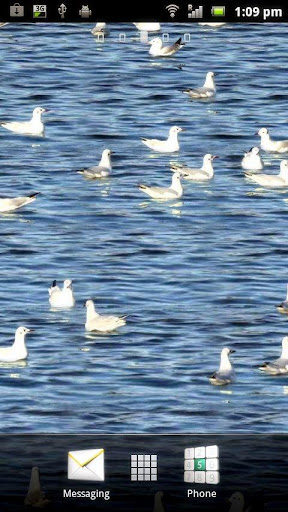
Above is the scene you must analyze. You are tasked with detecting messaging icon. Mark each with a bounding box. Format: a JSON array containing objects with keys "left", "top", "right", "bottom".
[{"left": 67, "top": 449, "right": 105, "bottom": 481}]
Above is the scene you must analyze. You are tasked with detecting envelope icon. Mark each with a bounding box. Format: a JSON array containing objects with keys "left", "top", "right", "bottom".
[{"left": 68, "top": 449, "right": 105, "bottom": 481}]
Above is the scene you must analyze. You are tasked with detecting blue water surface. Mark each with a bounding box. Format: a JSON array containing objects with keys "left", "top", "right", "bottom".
[{"left": 0, "top": 22, "right": 288, "bottom": 433}]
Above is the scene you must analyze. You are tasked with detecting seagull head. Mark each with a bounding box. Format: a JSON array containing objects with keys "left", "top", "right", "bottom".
[
  {"left": 84, "top": 299, "right": 94, "bottom": 309},
  {"left": 33, "top": 107, "right": 48, "bottom": 116},
  {"left": 204, "top": 153, "right": 218, "bottom": 163},
  {"left": 256, "top": 127, "right": 269, "bottom": 136},
  {"left": 103, "top": 149, "right": 114, "bottom": 157},
  {"left": 170, "top": 126, "right": 183, "bottom": 135},
  {"left": 280, "top": 159, "right": 288, "bottom": 177},
  {"left": 64, "top": 279, "right": 73, "bottom": 289},
  {"left": 148, "top": 37, "right": 162, "bottom": 48},
  {"left": 16, "top": 326, "right": 34, "bottom": 337},
  {"left": 222, "top": 347, "right": 235, "bottom": 357}
]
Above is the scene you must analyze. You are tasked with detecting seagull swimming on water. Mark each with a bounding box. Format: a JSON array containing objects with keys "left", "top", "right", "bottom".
[
  {"left": 84, "top": 299, "right": 127, "bottom": 332},
  {"left": 91, "top": 22, "right": 109, "bottom": 36},
  {"left": 259, "top": 336, "right": 288, "bottom": 375},
  {"left": 209, "top": 347, "right": 236, "bottom": 386},
  {"left": 49, "top": 279, "right": 75, "bottom": 308},
  {"left": 133, "top": 22, "right": 161, "bottom": 32},
  {"left": 171, "top": 154, "right": 217, "bottom": 181},
  {"left": 183, "top": 71, "right": 216, "bottom": 99},
  {"left": 77, "top": 149, "right": 113, "bottom": 178},
  {"left": 0, "top": 192, "right": 39, "bottom": 213},
  {"left": 141, "top": 126, "right": 183, "bottom": 153},
  {"left": 148, "top": 37, "right": 184, "bottom": 57},
  {"left": 139, "top": 172, "right": 183, "bottom": 200},
  {"left": 198, "top": 22, "right": 227, "bottom": 28},
  {"left": 241, "top": 147, "right": 264, "bottom": 171},
  {"left": 245, "top": 159, "right": 288, "bottom": 188},
  {"left": 0, "top": 107, "right": 48, "bottom": 136},
  {"left": 0, "top": 326, "right": 34, "bottom": 363},
  {"left": 256, "top": 128, "right": 288, "bottom": 153}
]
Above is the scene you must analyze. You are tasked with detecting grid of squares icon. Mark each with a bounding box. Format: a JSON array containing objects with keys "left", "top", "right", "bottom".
[
  {"left": 184, "top": 445, "right": 220, "bottom": 484},
  {"left": 130, "top": 454, "right": 158, "bottom": 481}
]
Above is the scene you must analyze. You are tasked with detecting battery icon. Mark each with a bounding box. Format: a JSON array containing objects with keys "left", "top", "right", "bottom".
[{"left": 211, "top": 6, "right": 225, "bottom": 16}]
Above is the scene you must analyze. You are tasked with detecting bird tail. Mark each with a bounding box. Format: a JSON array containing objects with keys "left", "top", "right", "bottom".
[
  {"left": 28, "top": 192, "right": 40, "bottom": 199},
  {"left": 175, "top": 38, "right": 184, "bottom": 47},
  {"left": 138, "top": 184, "right": 147, "bottom": 190}
]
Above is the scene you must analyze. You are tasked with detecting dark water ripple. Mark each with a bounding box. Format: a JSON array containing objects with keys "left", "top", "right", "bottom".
[{"left": 0, "top": 23, "right": 288, "bottom": 433}]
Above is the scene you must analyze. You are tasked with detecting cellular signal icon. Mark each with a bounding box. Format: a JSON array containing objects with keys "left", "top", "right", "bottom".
[
  {"left": 188, "top": 4, "right": 203, "bottom": 18},
  {"left": 166, "top": 4, "right": 180, "bottom": 18}
]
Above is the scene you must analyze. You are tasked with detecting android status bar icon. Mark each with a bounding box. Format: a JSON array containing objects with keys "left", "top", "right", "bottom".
[
  {"left": 211, "top": 6, "right": 226, "bottom": 16},
  {"left": 188, "top": 5, "right": 203, "bottom": 18}
]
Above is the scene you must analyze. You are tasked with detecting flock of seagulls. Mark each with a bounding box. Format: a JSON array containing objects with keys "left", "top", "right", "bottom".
[{"left": 0, "top": 22, "right": 287, "bottom": 391}]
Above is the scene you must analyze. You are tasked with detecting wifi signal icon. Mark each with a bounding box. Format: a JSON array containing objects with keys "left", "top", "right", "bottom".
[{"left": 166, "top": 4, "right": 180, "bottom": 18}]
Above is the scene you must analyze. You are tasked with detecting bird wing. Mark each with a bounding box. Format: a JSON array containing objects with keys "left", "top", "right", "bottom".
[
  {"left": 181, "top": 169, "right": 210, "bottom": 180},
  {"left": 162, "top": 38, "right": 183, "bottom": 54},
  {"left": 88, "top": 315, "right": 124, "bottom": 331},
  {"left": 79, "top": 165, "right": 109, "bottom": 177},
  {"left": 185, "top": 87, "right": 212, "bottom": 98}
]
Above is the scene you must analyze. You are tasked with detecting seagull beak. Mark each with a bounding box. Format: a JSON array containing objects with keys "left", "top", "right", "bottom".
[
  {"left": 255, "top": 131, "right": 259, "bottom": 135},
  {"left": 110, "top": 151, "right": 115, "bottom": 154},
  {"left": 83, "top": 302, "right": 87, "bottom": 307},
  {"left": 27, "top": 328, "right": 35, "bottom": 333},
  {"left": 212, "top": 155, "right": 219, "bottom": 159},
  {"left": 230, "top": 349, "right": 235, "bottom": 353}
]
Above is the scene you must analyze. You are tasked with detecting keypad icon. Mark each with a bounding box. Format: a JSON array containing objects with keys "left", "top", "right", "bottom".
[
  {"left": 130, "top": 454, "right": 157, "bottom": 481},
  {"left": 184, "top": 445, "right": 220, "bottom": 484}
]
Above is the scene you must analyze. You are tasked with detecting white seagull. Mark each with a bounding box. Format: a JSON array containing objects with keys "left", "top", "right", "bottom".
[
  {"left": 77, "top": 149, "right": 113, "bottom": 178},
  {"left": 276, "top": 283, "right": 288, "bottom": 314},
  {"left": 259, "top": 337, "right": 288, "bottom": 375},
  {"left": 24, "top": 467, "right": 50, "bottom": 508},
  {"left": 148, "top": 37, "right": 184, "bottom": 57},
  {"left": 84, "top": 299, "right": 127, "bottom": 332},
  {"left": 245, "top": 159, "right": 288, "bottom": 188},
  {"left": 49, "top": 279, "right": 75, "bottom": 308},
  {"left": 133, "top": 22, "right": 161, "bottom": 32},
  {"left": 0, "top": 326, "right": 34, "bottom": 363},
  {"left": 141, "top": 126, "right": 183, "bottom": 153},
  {"left": 0, "top": 107, "right": 48, "bottom": 136},
  {"left": 171, "top": 154, "right": 217, "bottom": 181},
  {"left": 209, "top": 347, "right": 236, "bottom": 386},
  {"left": 183, "top": 71, "right": 216, "bottom": 99},
  {"left": 139, "top": 172, "right": 183, "bottom": 200},
  {"left": 91, "top": 22, "right": 109, "bottom": 36},
  {"left": 241, "top": 147, "right": 264, "bottom": 171},
  {"left": 256, "top": 128, "right": 288, "bottom": 153},
  {"left": 0, "top": 192, "right": 39, "bottom": 213}
]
